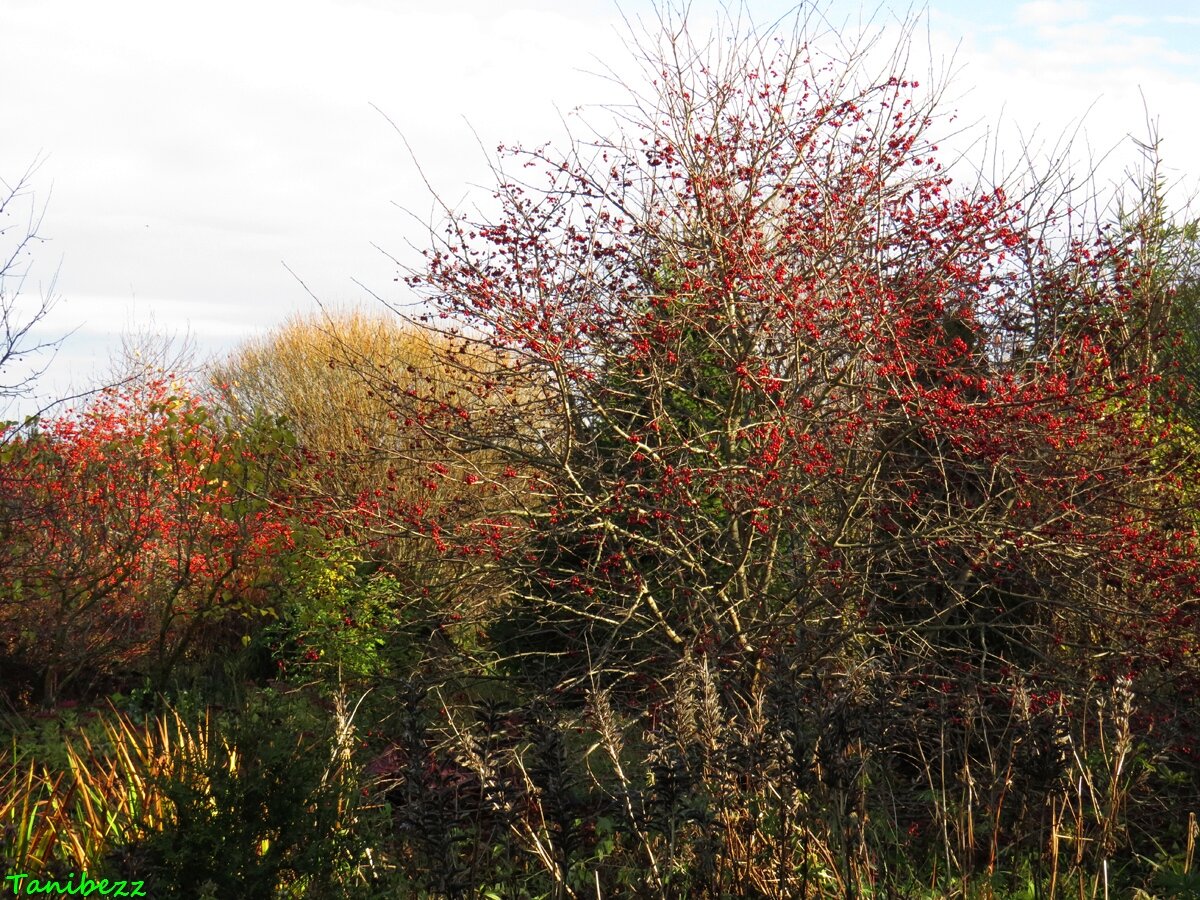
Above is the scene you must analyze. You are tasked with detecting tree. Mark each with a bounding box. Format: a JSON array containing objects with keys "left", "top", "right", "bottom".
[
  {"left": 377, "top": 7, "right": 1197, "bottom": 698},
  {"left": 210, "top": 309, "right": 518, "bottom": 655},
  {"left": 211, "top": 309, "right": 447, "bottom": 505},
  {"left": 0, "top": 160, "right": 61, "bottom": 424},
  {"left": 341, "top": 10, "right": 1200, "bottom": 894},
  {"left": 0, "top": 377, "right": 294, "bottom": 703}
]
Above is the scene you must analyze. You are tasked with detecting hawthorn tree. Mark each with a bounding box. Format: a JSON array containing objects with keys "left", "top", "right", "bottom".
[
  {"left": 380, "top": 7, "right": 1197, "bottom": 701},
  {"left": 340, "top": 10, "right": 1200, "bottom": 893}
]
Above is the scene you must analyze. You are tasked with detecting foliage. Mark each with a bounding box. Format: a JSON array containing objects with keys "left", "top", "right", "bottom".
[
  {"left": 269, "top": 546, "right": 409, "bottom": 684},
  {"left": 1, "top": 703, "right": 210, "bottom": 872},
  {"left": 2, "top": 6, "right": 1200, "bottom": 897},
  {"left": 126, "top": 691, "right": 365, "bottom": 898},
  {"left": 211, "top": 308, "right": 517, "bottom": 643},
  {"left": 211, "top": 308, "right": 423, "bottom": 500},
  {"left": 0, "top": 377, "right": 295, "bottom": 704},
  {"left": 360, "top": 4, "right": 1200, "bottom": 895},
  {"left": 394, "top": 8, "right": 1198, "bottom": 696},
  {"left": 2, "top": 693, "right": 369, "bottom": 898}
]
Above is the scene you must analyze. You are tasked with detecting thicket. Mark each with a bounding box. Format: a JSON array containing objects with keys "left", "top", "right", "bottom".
[{"left": 3, "top": 7, "right": 1200, "bottom": 898}]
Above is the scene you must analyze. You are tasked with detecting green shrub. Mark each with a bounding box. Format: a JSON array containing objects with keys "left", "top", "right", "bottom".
[{"left": 126, "top": 691, "right": 366, "bottom": 897}]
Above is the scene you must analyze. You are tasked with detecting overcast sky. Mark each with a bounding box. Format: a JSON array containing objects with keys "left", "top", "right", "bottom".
[{"left": 3, "top": 0, "right": 1198, "bottom": 415}]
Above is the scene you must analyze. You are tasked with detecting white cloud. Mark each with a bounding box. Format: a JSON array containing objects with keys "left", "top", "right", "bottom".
[
  {"left": 918, "top": 0, "right": 1199, "bottom": 203},
  {"left": 1015, "top": 1, "right": 1090, "bottom": 28},
  {"left": 0, "top": 0, "right": 634, "bottom": 415},
  {"left": 1108, "top": 15, "right": 1150, "bottom": 28}
]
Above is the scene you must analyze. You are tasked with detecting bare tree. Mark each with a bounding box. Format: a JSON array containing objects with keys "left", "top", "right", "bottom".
[{"left": 0, "top": 159, "right": 62, "bottom": 422}]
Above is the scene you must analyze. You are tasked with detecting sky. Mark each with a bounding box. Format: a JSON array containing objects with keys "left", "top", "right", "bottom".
[{"left": 2, "top": 0, "right": 1198, "bottom": 416}]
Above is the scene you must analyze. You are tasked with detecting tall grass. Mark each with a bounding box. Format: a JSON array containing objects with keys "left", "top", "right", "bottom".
[{"left": 1, "top": 704, "right": 225, "bottom": 870}]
